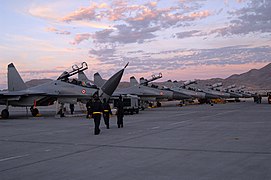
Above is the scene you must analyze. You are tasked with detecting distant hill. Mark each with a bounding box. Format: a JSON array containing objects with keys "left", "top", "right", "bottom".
[
  {"left": 222, "top": 63, "right": 271, "bottom": 89},
  {"left": 25, "top": 63, "right": 271, "bottom": 90},
  {"left": 147, "top": 63, "right": 271, "bottom": 90}
]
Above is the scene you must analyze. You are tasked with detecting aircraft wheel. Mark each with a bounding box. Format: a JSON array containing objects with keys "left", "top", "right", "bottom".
[
  {"left": 31, "top": 108, "right": 39, "bottom": 117},
  {"left": 1, "top": 109, "right": 9, "bottom": 119},
  {"left": 157, "top": 102, "right": 161, "bottom": 107}
]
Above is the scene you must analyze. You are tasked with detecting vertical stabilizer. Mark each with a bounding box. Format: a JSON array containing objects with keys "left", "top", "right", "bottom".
[
  {"left": 130, "top": 76, "right": 139, "bottom": 86},
  {"left": 8, "top": 63, "right": 27, "bottom": 91},
  {"left": 139, "top": 77, "right": 148, "bottom": 85},
  {"left": 78, "top": 71, "right": 90, "bottom": 82},
  {"left": 94, "top": 72, "right": 106, "bottom": 88},
  {"left": 100, "top": 63, "right": 128, "bottom": 101}
]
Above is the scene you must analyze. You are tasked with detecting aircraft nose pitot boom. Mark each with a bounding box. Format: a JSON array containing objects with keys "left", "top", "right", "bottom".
[{"left": 99, "top": 63, "right": 128, "bottom": 101}]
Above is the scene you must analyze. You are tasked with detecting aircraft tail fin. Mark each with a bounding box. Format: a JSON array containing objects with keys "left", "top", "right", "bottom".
[
  {"left": 78, "top": 71, "right": 90, "bottom": 82},
  {"left": 94, "top": 72, "right": 106, "bottom": 88},
  {"left": 99, "top": 63, "right": 128, "bottom": 101},
  {"left": 130, "top": 76, "right": 139, "bottom": 86},
  {"left": 139, "top": 77, "right": 148, "bottom": 85},
  {"left": 8, "top": 63, "right": 27, "bottom": 91}
]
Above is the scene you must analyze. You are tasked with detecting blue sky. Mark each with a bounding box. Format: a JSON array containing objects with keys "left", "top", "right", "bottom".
[{"left": 0, "top": 0, "right": 270, "bottom": 89}]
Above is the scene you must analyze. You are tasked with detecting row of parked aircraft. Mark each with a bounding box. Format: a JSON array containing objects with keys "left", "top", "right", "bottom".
[
  {"left": 78, "top": 71, "right": 255, "bottom": 103},
  {"left": 0, "top": 62, "right": 255, "bottom": 119}
]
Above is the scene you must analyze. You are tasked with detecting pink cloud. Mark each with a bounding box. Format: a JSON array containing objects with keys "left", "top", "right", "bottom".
[
  {"left": 70, "top": 33, "right": 91, "bottom": 45},
  {"left": 61, "top": 2, "right": 109, "bottom": 22},
  {"left": 188, "top": 10, "right": 210, "bottom": 19},
  {"left": 46, "top": 27, "right": 58, "bottom": 32},
  {"left": 62, "top": 7, "right": 96, "bottom": 22},
  {"left": 61, "top": 1, "right": 210, "bottom": 26},
  {"left": 46, "top": 27, "right": 71, "bottom": 35}
]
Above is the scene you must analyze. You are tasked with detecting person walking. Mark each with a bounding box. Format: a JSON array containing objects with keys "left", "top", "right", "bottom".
[
  {"left": 258, "top": 94, "right": 262, "bottom": 104},
  {"left": 69, "top": 104, "right": 75, "bottom": 115},
  {"left": 91, "top": 95, "right": 103, "bottom": 135},
  {"left": 117, "top": 96, "right": 124, "bottom": 128},
  {"left": 102, "top": 98, "right": 112, "bottom": 129}
]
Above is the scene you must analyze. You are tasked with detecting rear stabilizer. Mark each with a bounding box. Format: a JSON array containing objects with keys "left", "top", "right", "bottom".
[
  {"left": 130, "top": 76, "right": 139, "bottom": 86},
  {"left": 8, "top": 63, "right": 27, "bottom": 91},
  {"left": 78, "top": 71, "right": 90, "bottom": 82},
  {"left": 100, "top": 63, "right": 128, "bottom": 101},
  {"left": 94, "top": 72, "right": 106, "bottom": 88}
]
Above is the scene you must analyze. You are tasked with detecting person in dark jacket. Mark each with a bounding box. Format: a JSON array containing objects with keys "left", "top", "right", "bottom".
[
  {"left": 102, "top": 98, "right": 112, "bottom": 129},
  {"left": 117, "top": 96, "right": 124, "bottom": 128},
  {"left": 86, "top": 99, "right": 92, "bottom": 118},
  {"left": 91, "top": 95, "right": 103, "bottom": 135},
  {"left": 69, "top": 104, "right": 75, "bottom": 115}
]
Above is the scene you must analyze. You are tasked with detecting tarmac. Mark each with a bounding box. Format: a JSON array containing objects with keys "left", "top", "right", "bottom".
[{"left": 0, "top": 98, "right": 271, "bottom": 180}]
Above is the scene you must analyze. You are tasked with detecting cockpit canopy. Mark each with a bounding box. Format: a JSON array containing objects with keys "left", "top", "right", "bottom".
[{"left": 62, "top": 78, "right": 98, "bottom": 89}]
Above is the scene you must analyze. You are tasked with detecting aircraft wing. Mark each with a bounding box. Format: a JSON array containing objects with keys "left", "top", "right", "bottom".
[
  {"left": 0, "top": 91, "right": 48, "bottom": 96},
  {"left": 0, "top": 89, "right": 94, "bottom": 97}
]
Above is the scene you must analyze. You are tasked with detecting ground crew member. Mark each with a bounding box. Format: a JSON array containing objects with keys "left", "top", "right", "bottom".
[
  {"left": 91, "top": 95, "right": 103, "bottom": 135},
  {"left": 117, "top": 95, "right": 124, "bottom": 128},
  {"left": 254, "top": 94, "right": 258, "bottom": 103},
  {"left": 86, "top": 99, "right": 92, "bottom": 118},
  {"left": 258, "top": 94, "right": 262, "bottom": 104},
  {"left": 102, "top": 98, "right": 112, "bottom": 129},
  {"left": 268, "top": 92, "right": 271, "bottom": 104},
  {"left": 69, "top": 104, "right": 74, "bottom": 115}
]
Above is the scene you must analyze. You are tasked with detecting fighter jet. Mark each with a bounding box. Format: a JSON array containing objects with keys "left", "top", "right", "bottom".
[
  {"left": 222, "top": 84, "right": 243, "bottom": 98},
  {"left": 235, "top": 86, "right": 253, "bottom": 98},
  {"left": 0, "top": 62, "right": 126, "bottom": 119},
  {"left": 136, "top": 74, "right": 175, "bottom": 100},
  {"left": 157, "top": 80, "right": 206, "bottom": 100},
  {"left": 141, "top": 80, "right": 192, "bottom": 100},
  {"left": 187, "top": 82, "right": 231, "bottom": 99}
]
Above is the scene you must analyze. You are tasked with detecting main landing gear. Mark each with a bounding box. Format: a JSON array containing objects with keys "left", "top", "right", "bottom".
[
  {"left": 30, "top": 106, "right": 39, "bottom": 117},
  {"left": 1, "top": 109, "right": 9, "bottom": 119}
]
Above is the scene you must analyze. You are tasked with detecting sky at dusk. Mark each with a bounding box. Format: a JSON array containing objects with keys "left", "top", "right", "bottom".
[{"left": 0, "top": 0, "right": 270, "bottom": 89}]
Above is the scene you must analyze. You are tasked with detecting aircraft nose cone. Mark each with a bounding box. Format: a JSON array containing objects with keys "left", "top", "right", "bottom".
[{"left": 101, "top": 68, "right": 124, "bottom": 96}]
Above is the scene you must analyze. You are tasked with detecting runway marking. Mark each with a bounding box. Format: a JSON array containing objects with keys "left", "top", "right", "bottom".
[{"left": 0, "top": 154, "right": 29, "bottom": 162}]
